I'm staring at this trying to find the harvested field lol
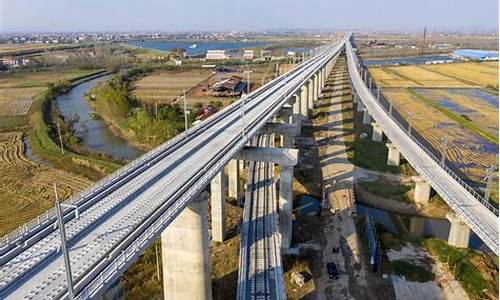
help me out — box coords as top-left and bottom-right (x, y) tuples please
(0, 69), (98, 116)
(368, 67), (415, 87)
(132, 69), (214, 104)
(414, 88), (499, 137)
(134, 63), (277, 107)
(384, 65), (474, 87)
(382, 88), (498, 183)
(0, 132), (92, 236)
(422, 62), (499, 88)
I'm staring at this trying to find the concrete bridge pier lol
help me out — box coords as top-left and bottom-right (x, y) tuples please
(279, 105), (293, 124)
(236, 147), (299, 249)
(308, 79), (314, 116)
(211, 171), (226, 242)
(292, 94), (302, 130)
(412, 176), (431, 205)
(353, 91), (358, 104)
(409, 217), (425, 236)
(314, 73), (319, 100)
(446, 213), (471, 248)
(371, 122), (383, 142)
(386, 143), (400, 166)
(228, 159), (242, 199)
(362, 109), (371, 125)
(356, 101), (364, 112)
(262, 122), (299, 149)
(323, 67), (327, 86)
(161, 195), (213, 300)
(300, 85), (309, 120)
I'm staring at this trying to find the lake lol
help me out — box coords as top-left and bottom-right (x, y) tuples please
(125, 40), (269, 57)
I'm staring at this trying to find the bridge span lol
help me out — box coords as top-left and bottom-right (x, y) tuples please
(0, 37), (345, 299)
(346, 40), (499, 254)
(0, 33), (498, 300)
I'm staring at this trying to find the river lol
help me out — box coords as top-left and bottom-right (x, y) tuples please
(55, 76), (143, 161)
(357, 204), (490, 253)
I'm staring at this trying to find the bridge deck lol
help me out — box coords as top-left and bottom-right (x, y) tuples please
(346, 41), (499, 254)
(0, 39), (346, 299)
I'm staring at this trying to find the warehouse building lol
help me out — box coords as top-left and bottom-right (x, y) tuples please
(452, 49), (499, 61)
(206, 50), (229, 60)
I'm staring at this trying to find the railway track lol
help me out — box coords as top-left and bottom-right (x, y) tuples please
(0, 38), (346, 299)
(237, 134), (284, 300)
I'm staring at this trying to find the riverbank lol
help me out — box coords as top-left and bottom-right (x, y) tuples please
(28, 70), (122, 180)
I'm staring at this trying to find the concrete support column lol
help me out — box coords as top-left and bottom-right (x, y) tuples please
(412, 176), (431, 205)
(211, 171), (226, 242)
(353, 91), (358, 104)
(371, 122), (383, 142)
(362, 109), (371, 125)
(300, 85), (308, 120)
(386, 143), (400, 166)
(316, 72), (321, 97)
(308, 79), (314, 115)
(356, 101), (364, 112)
(162, 197), (212, 300)
(446, 213), (471, 248)
(316, 73), (320, 98)
(410, 217), (425, 236)
(292, 94), (301, 130)
(279, 165), (294, 249)
(228, 159), (241, 199)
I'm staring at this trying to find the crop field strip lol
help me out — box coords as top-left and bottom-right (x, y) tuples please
(422, 62), (499, 88)
(132, 69), (214, 103)
(382, 88), (498, 183)
(0, 69), (99, 117)
(0, 132), (92, 236)
(412, 88), (499, 137)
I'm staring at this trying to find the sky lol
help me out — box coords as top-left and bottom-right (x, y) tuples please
(0, 0), (498, 32)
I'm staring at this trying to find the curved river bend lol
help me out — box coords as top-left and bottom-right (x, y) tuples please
(56, 76), (142, 161)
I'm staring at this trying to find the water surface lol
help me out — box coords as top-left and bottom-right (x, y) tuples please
(126, 40), (269, 57)
(56, 76), (142, 161)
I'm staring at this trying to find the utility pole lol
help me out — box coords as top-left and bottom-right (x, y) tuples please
(182, 90), (188, 131)
(440, 136), (449, 167)
(155, 243), (161, 281)
(155, 102), (158, 120)
(56, 122), (64, 155)
(246, 67), (250, 94)
(484, 166), (496, 203)
(54, 182), (75, 300)
(421, 26), (427, 55)
(407, 112), (413, 134)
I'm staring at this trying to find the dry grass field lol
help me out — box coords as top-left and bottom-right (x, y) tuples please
(383, 89), (497, 182)
(0, 43), (77, 55)
(0, 132), (91, 236)
(132, 68), (214, 104)
(0, 69), (97, 116)
(368, 67), (415, 87)
(422, 62), (499, 88)
(414, 88), (499, 137)
(372, 65), (475, 88)
(133, 63), (278, 107)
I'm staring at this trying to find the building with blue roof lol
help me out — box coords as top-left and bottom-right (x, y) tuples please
(452, 49), (499, 61)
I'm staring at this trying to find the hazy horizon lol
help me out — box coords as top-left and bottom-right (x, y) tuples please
(1, 0), (498, 33)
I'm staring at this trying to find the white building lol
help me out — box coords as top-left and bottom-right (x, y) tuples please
(242, 50), (254, 60)
(206, 50), (229, 60)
